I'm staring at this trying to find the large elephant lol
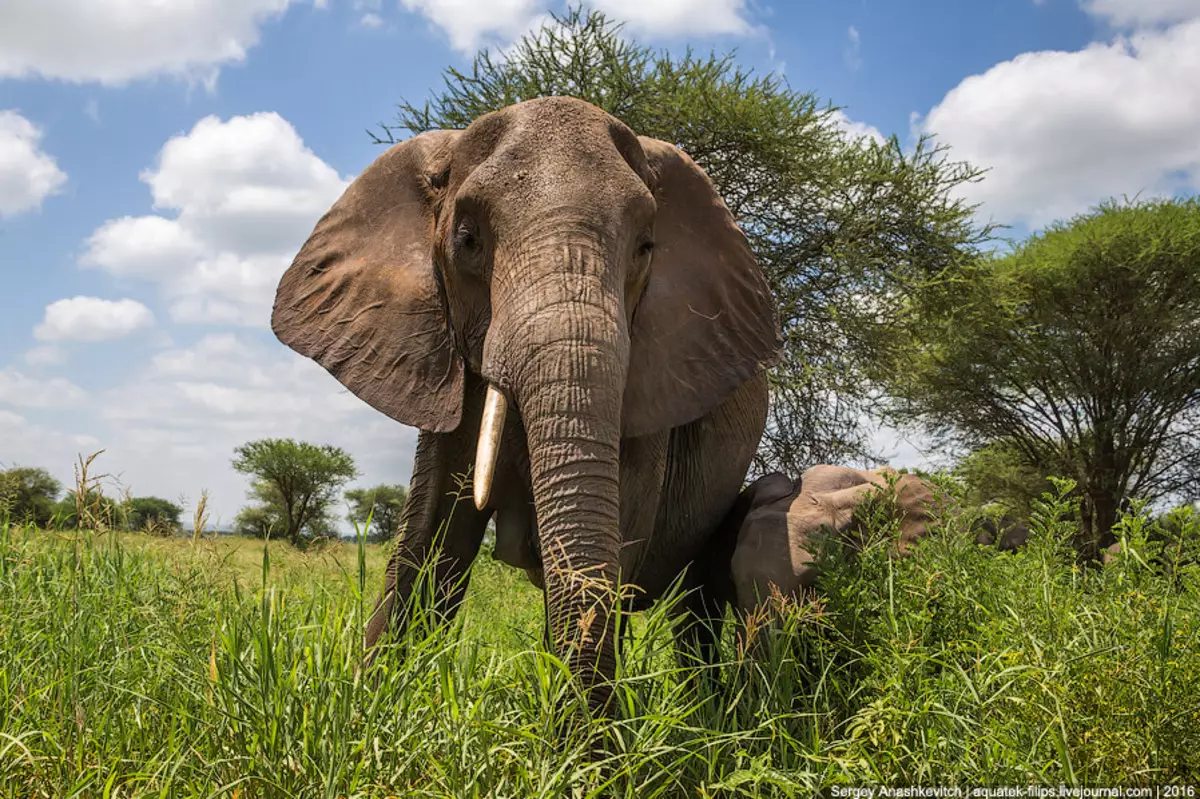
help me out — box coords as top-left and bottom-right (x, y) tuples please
(271, 97), (780, 707)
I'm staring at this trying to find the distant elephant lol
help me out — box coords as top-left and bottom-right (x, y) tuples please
(720, 466), (945, 617)
(973, 515), (1031, 551)
(271, 97), (780, 708)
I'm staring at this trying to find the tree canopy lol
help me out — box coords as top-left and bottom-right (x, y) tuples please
(886, 198), (1200, 555)
(126, 496), (183, 533)
(52, 489), (121, 530)
(954, 441), (1056, 523)
(231, 439), (358, 546)
(0, 467), (62, 527)
(345, 483), (409, 543)
(375, 6), (991, 474)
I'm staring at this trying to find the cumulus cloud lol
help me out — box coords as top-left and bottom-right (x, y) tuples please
(400, 0), (545, 51)
(0, 0), (320, 86)
(0, 110), (67, 216)
(830, 110), (886, 147)
(1081, 0), (1200, 27)
(34, 297), (155, 342)
(0, 332), (419, 526)
(23, 345), (65, 367)
(93, 333), (418, 525)
(398, 0), (754, 52)
(0, 410), (101, 475)
(588, 0), (752, 37)
(0, 369), (87, 408)
(82, 112), (349, 327)
(919, 18), (1200, 226)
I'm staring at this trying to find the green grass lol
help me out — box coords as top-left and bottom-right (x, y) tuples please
(2, 484), (1199, 796)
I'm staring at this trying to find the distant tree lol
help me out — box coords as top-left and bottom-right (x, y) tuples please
(345, 483), (408, 543)
(0, 466), (61, 527)
(125, 496), (183, 533)
(375, 6), (991, 475)
(231, 439), (358, 546)
(52, 489), (121, 530)
(886, 199), (1200, 557)
(232, 495), (282, 540)
(233, 479), (340, 540)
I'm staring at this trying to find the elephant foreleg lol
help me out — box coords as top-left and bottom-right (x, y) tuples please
(364, 392), (493, 655)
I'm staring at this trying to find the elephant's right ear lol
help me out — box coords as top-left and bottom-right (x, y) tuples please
(272, 130), (464, 433)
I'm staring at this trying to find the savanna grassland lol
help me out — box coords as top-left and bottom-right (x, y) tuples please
(3, 484), (1200, 797)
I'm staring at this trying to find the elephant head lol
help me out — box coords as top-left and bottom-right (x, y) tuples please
(271, 97), (779, 703)
(729, 466), (948, 617)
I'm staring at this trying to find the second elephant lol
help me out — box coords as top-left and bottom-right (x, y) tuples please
(721, 465), (946, 616)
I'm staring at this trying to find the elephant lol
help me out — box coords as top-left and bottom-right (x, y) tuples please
(973, 515), (1031, 551)
(270, 96), (781, 709)
(718, 465), (946, 617)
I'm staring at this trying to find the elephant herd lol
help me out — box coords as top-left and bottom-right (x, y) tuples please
(272, 96), (1032, 709)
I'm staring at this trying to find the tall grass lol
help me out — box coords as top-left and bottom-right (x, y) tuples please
(1, 481), (1198, 796)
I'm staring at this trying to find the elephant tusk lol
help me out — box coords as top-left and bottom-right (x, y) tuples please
(473, 384), (508, 510)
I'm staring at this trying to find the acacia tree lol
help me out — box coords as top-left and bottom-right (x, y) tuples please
(231, 439), (357, 546)
(0, 466), (61, 527)
(374, 7), (991, 474)
(232, 479), (340, 541)
(345, 484), (408, 543)
(954, 441), (1057, 522)
(125, 496), (183, 531)
(887, 199), (1200, 556)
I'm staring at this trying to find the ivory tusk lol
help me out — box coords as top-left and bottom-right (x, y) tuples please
(473, 384), (508, 510)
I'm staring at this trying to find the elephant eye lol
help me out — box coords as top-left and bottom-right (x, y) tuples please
(636, 238), (655, 258)
(455, 218), (480, 252)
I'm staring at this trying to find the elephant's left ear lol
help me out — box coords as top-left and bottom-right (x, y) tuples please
(622, 137), (782, 438)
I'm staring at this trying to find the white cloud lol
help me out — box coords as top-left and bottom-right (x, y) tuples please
(0, 410), (101, 475)
(399, 0), (754, 52)
(24, 345), (65, 367)
(0, 110), (67, 216)
(830, 110), (886, 147)
(588, 0), (752, 37)
(90, 333), (419, 526)
(845, 25), (862, 70)
(1081, 0), (1200, 27)
(354, 0), (384, 28)
(83, 216), (205, 278)
(0, 331), (421, 528)
(870, 423), (944, 470)
(400, 0), (545, 52)
(82, 112), (349, 327)
(0, 369), (87, 408)
(0, 0), (320, 87)
(34, 297), (155, 342)
(919, 18), (1200, 226)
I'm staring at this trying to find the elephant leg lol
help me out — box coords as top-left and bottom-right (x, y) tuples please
(672, 577), (727, 682)
(364, 381), (494, 654)
(650, 372), (769, 676)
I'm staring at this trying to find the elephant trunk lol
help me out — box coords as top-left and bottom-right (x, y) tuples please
(481, 235), (628, 709)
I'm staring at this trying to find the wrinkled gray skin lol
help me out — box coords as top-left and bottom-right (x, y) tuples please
(721, 466), (945, 617)
(271, 97), (780, 708)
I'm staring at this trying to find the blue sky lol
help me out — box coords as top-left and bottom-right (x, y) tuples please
(2, 0), (1198, 528)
